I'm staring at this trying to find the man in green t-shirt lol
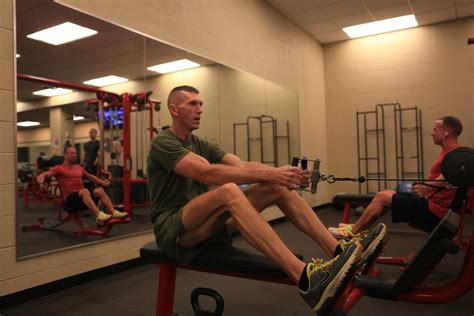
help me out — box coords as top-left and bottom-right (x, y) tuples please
(147, 85), (387, 313)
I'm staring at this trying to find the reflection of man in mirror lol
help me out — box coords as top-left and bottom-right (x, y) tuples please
(36, 152), (48, 172)
(147, 85), (387, 313)
(111, 135), (123, 165)
(37, 147), (127, 223)
(83, 128), (100, 175)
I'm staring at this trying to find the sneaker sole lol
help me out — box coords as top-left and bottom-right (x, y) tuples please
(357, 224), (387, 264)
(361, 237), (388, 274)
(312, 244), (362, 313)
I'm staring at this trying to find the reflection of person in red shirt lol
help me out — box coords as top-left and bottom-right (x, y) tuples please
(37, 147), (127, 223)
(329, 116), (471, 238)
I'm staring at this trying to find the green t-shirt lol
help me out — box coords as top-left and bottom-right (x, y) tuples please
(147, 129), (227, 223)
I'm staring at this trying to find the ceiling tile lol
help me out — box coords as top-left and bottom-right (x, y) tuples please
(370, 3), (412, 20)
(306, 19), (340, 34)
(312, 0), (344, 6)
(416, 7), (456, 25)
(456, 3), (474, 17)
(320, 0), (367, 19)
(266, 0), (316, 15)
(289, 7), (329, 26)
(361, 0), (408, 11)
(333, 12), (373, 28)
(313, 30), (349, 44)
(410, 0), (455, 14)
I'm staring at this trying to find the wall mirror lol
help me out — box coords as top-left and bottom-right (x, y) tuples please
(16, 0), (299, 259)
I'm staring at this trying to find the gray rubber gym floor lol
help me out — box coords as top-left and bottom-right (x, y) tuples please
(4, 207), (474, 315)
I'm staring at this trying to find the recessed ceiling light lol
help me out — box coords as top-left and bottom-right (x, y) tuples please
(73, 115), (85, 121)
(27, 22), (98, 46)
(147, 59), (200, 74)
(33, 87), (73, 97)
(83, 75), (129, 87)
(343, 14), (418, 39)
(16, 54), (21, 58)
(17, 121), (40, 127)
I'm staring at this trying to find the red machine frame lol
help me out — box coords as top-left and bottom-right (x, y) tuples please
(334, 198), (473, 313)
(18, 74), (160, 215)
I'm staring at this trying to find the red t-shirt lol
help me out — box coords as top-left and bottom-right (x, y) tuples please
(48, 164), (87, 199)
(426, 147), (474, 218)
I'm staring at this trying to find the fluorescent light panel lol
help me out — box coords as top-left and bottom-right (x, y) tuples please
(83, 75), (129, 87)
(343, 14), (418, 39)
(33, 87), (72, 97)
(27, 22), (97, 45)
(17, 121), (40, 127)
(147, 59), (200, 74)
(73, 115), (85, 121)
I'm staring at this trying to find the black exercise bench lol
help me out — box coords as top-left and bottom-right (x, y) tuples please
(140, 242), (303, 316)
(332, 194), (375, 223)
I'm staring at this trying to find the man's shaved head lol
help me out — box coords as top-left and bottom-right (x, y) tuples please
(167, 85), (200, 107)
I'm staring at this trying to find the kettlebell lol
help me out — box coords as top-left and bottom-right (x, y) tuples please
(191, 287), (224, 316)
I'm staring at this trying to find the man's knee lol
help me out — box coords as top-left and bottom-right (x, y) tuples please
(78, 189), (91, 198)
(219, 183), (243, 201)
(374, 190), (395, 206)
(93, 187), (105, 196)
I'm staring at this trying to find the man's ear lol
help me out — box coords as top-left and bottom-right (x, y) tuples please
(169, 104), (178, 117)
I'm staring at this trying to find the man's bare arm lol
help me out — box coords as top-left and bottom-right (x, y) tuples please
(412, 174), (447, 197)
(84, 172), (109, 187)
(173, 152), (304, 188)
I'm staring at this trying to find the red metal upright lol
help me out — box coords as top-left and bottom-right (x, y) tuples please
(149, 105), (154, 140)
(122, 93), (132, 215)
(156, 264), (177, 316)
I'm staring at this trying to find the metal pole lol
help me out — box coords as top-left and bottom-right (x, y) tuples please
(363, 114), (369, 193)
(356, 112), (361, 194)
(99, 101), (105, 173)
(122, 93), (131, 215)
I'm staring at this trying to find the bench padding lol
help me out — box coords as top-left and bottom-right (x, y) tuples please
(140, 241), (303, 278)
(333, 194), (375, 203)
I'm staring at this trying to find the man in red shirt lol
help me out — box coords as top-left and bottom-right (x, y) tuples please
(329, 116), (468, 238)
(37, 147), (127, 223)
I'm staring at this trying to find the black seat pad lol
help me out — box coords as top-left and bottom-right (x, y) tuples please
(140, 241), (303, 278)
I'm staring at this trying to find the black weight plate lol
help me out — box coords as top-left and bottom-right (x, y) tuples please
(441, 147), (474, 187)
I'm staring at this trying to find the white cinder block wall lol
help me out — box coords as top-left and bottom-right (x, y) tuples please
(324, 17), (474, 197)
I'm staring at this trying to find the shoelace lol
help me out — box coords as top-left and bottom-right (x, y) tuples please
(339, 239), (354, 250)
(307, 256), (338, 274)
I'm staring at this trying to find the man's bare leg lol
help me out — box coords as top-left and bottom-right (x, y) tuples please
(78, 189), (101, 216)
(93, 187), (115, 213)
(232, 184), (339, 257)
(351, 190), (394, 233)
(179, 183), (305, 282)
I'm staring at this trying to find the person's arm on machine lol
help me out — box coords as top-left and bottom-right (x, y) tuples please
(84, 171), (110, 188)
(37, 169), (58, 192)
(412, 175), (447, 198)
(173, 152), (309, 189)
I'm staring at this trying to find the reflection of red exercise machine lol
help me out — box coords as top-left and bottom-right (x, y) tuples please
(93, 90), (161, 214)
(22, 203), (131, 237)
(18, 170), (43, 208)
(17, 74), (161, 216)
(21, 182), (131, 237)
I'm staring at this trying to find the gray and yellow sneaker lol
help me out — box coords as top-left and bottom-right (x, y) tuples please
(299, 242), (362, 314)
(339, 223), (387, 265)
(96, 211), (112, 223)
